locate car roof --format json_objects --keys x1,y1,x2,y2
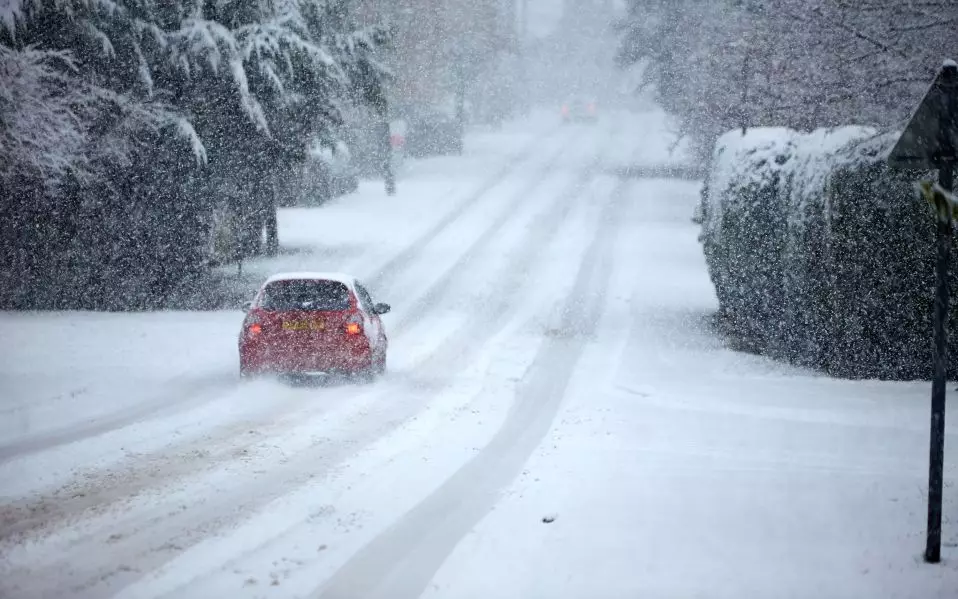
[{"x1": 262, "y1": 272, "x2": 358, "y2": 290}]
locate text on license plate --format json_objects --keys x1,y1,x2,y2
[{"x1": 282, "y1": 320, "x2": 324, "y2": 331}]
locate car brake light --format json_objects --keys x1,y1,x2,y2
[
  {"x1": 244, "y1": 310, "x2": 265, "y2": 337},
  {"x1": 345, "y1": 314, "x2": 363, "y2": 335}
]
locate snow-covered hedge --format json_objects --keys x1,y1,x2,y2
[{"x1": 701, "y1": 126, "x2": 958, "y2": 379}]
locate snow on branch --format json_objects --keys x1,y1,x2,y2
[
  {"x1": 0, "y1": 44, "x2": 92, "y2": 190},
  {"x1": 618, "y1": 0, "x2": 958, "y2": 151}
]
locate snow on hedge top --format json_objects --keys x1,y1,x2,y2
[
  {"x1": 784, "y1": 126, "x2": 878, "y2": 216},
  {"x1": 704, "y1": 126, "x2": 879, "y2": 239},
  {"x1": 708, "y1": 127, "x2": 795, "y2": 205},
  {"x1": 263, "y1": 272, "x2": 357, "y2": 289},
  {"x1": 709, "y1": 126, "x2": 877, "y2": 203},
  {"x1": 830, "y1": 130, "x2": 903, "y2": 171},
  {"x1": 705, "y1": 127, "x2": 796, "y2": 238}
]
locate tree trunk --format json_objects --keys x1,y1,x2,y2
[{"x1": 265, "y1": 181, "x2": 279, "y2": 256}]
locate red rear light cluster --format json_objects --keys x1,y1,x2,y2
[
  {"x1": 244, "y1": 310, "x2": 265, "y2": 337},
  {"x1": 345, "y1": 313, "x2": 363, "y2": 335}
]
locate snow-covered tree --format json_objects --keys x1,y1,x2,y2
[
  {"x1": 618, "y1": 0, "x2": 958, "y2": 157},
  {"x1": 0, "y1": 0, "x2": 388, "y2": 309}
]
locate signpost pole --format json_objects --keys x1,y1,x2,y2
[
  {"x1": 888, "y1": 59, "x2": 958, "y2": 564},
  {"x1": 926, "y1": 163, "x2": 952, "y2": 564}
]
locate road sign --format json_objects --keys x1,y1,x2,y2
[
  {"x1": 889, "y1": 60, "x2": 958, "y2": 169},
  {"x1": 888, "y1": 59, "x2": 958, "y2": 564}
]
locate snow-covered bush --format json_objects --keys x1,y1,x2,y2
[
  {"x1": 776, "y1": 126, "x2": 877, "y2": 370},
  {"x1": 701, "y1": 128, "x2": 796, "y2": 352},
  {"x1": 821, "y1": 137, "x2": 958, "y2": 379},
  {"x1": 702, "y1": 126, "x2": 958, "y2": 380}
]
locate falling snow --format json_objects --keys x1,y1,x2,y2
[{"x1": 2, "y1": 1, "x2": 957, "y2": 598}]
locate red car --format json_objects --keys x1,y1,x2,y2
[
  {"x1": 561, "y1": 96, "x2": 598, "y2": 123},
  {"x1": 239, "y1": 272, "x2": 390, "y2": 380}
]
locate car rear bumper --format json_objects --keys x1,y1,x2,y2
[{"x1": 240, "y1": 343, "x2": 373, "y2": 375}]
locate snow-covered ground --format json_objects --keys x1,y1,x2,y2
[{"x1": 0, "y1": 109, "x2": 956, "y2": 599}]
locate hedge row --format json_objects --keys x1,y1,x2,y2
[{"x1": 700, "y1": 127, "x2": 958, "y2": 380}]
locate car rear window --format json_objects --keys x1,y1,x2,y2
[{"x1": 260, "y1": 280, "x2": 351, "y2": 311}]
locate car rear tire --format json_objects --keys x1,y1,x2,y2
[
  {"x1": 355, "y1": 352, "x2": 386, "y2": 384},
  {"x1": 240, "y1": 363, "x2": 262, "y2": 380},
  {"x1": 375, "y1": 352, "x2": 387, "y2": 376},
  {"x1": 354, "y1": 369, "x2": 377, "y2": 385}
]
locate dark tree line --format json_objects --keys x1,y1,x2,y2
[{"x1": 0, "y1": 0, "x2": 388, "y2": 309}]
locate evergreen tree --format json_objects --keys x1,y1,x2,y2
[{"x1": 0, "y1": 0, "x2": 388, "y2": 309}]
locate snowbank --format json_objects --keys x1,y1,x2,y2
[{"x1": 701, "y1": 125, "x2": 958, "y2": 379}]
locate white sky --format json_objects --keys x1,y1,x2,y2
[
  {"x1": 526, "y1": 0, "x2": 627, "y2": 38},
  {"x1": 526, "y1": 0, "x2": 563, "y2": 38}
]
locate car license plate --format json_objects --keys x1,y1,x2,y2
[{"x1": 282, "y1": 319, "x2": 324, "y2": 331}]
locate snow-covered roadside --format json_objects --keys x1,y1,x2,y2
[
  {"x1": 0, "y1": 311, "x2": 240, "y2": 447},
  {"x1": 422, "y1": 179, "x2": 958, "y2": 599}
]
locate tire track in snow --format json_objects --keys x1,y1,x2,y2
[
  {"x1": 396, "y1": 155, "x2": 604, "y2": 377},
  {"x1": 367, "y1": 126, "x2": 567, "y2": 292},
  {"x1": 0, "y1": 133, "x2": 611, "y2": 599},
  {"x1": 390, "y1": 148, "x2": 598, "y2": 335},
  {"x1": 312, "y1": 178, "x2": 630, "y2": 599},
  {"x1": 0, "y1": 373, "x2": 238, "y2": 463}
]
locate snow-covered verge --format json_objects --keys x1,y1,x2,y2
[{"x1": 700, "y1": 126, "x2": 955, "y2": 379}]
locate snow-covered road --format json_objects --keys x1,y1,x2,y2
[{"x1": 1, "y1": 109, "x2": 956, "y2": 598}]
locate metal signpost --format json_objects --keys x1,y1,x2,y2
[{"x1": 888, "y1": 59, "x2": 958, "y2": 564}]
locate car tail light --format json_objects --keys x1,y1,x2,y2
[
  {"x1": 561, "y1": 104, "x2": 569, "y2": 115},
  {"x1": 244, "y1": 310, "x2": 265, "y2": 337},
  {"x1": 588, "y1": 102, "x2": 596, "y2": 113},
  {"x1": 345, "y1": 314, "x2": 363, "y2": 335}
]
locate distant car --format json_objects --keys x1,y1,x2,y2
[
  {"x1": 561, "y1": 97, "x2": 598, "y2": 123},
  {"x1": 239, "y1": 272, "x2": 390, "y2": 381}
]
